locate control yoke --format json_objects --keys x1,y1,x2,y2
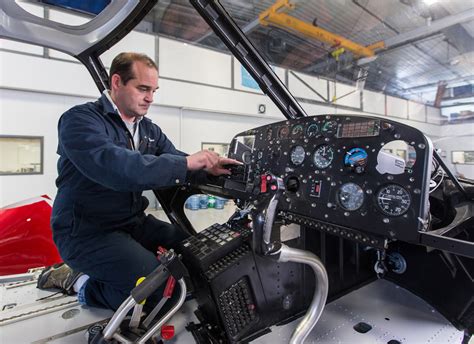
[{"x1": 251, "y1": 172, "x2": 329, "y2": 344}]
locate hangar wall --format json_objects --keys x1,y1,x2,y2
[
  {"x1": 0, "y1": 4, "x2": 469, "y2": 206},
  {"x1": 434, "y1": 126, "x2": 474, "y2": 178}
]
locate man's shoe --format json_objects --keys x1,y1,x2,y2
[{"x1": 37, "y1": 263, "x2": 83, "y2": 295}]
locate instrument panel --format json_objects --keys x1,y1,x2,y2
[{"x1": 225, "y1": 115, "x2": 433, "y2": 246}]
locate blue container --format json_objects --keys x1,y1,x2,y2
[
  {"x1": 187, "y1": 195, "x2": 200, "y2": 210},
  {"x1": 199, "y1": 194, "x2": 208, "y2": 209},
  {"x1": 215, "y1": 197, "x2": 226, "y2": 209}
]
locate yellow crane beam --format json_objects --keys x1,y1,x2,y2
[{"x1": 259, "y1": 0, "x2": 383, "y2": 58}]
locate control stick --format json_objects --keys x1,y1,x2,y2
[{"x1": 251, "y1": 172, "x2": 329, "y2": 344}]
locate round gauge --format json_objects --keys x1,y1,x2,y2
[
  {"x1": 306, "y1": 123, "x2": 320, "y2": 138},
  {"x1": 345, "y1": 148, "x2": 368, "y2": 167},
  {"x1": 290, "y1": 145, "x2": 305, "y2": 166},
  {"x1": 313, "y1": 144, "x2": 334, "y2": 169},
  {"x1": 291, "y1": 124, "x2": 304, "y2": 138},
  {"x1": 266, "y1": 128, "x2": 273, "y2": 140},
  {"x1": 337, "y1": 183, "x2": 364, "y2": 211},
  {"x1": 321, "y1": 120, "x2": 338, "y2": 137},
  {"x1": 278, "y1": 126, "x2": 290, "y2": 139},
  {"x1": 377, "y1": 184, "x2": 411, "y2": 216},
  {"x1": 242, "y1": 151, "x2": 252, "y2": 164}
]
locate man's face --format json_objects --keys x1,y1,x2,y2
[{"x1": 112, "y1": 61, "x2": 159, "y2": 119}]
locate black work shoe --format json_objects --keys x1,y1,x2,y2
[{"x1": 37, "y1": 263, "x2": 83, "y2": 295}]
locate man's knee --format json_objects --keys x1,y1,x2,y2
[
  {"x1": 135, "y1": 215, "x2": 189, "y2": 251},
  {"x1": 81, "y1": 258, "x2": 163, "y2": 310}
]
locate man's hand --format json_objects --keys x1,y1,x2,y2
[{"x1": 186, "y1": 150, "x2": 242, "y2": 176}]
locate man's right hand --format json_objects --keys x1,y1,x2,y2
[
  {"x1": 186, "y1": 150, "x2": 220, "y2": 171},
  {"x1": 186, "y1": 150, "x2": 242, "y2": 176}
]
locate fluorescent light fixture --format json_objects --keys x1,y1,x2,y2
[
  {"x1": 423, "y1": 0, "x2": 438, "y2": 6},
  {"x1": 357, "y1": 56, "x2": 378, "y2": 66}
]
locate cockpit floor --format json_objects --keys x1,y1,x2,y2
[{"x1": 1, "y1": 274, "x2": 463, "y2": 343}]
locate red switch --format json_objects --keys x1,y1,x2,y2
[
  {"x1": 161, "y1": 325, "x2": 175, "y2": 340},
  {"x1": 260, "y1": 175, "x2": 267, "y2": 193},
  {"x1": 157, "y1": 246, "x2": 167, "y2": 256},
  {"x1": 163, "y1": 276, "x2": 176, "y2": 298}
]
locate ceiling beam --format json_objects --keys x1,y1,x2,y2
[
  {"x1": 382, "y1": 9, "x2": 474, "y2": 49},
  {"x1": 308, "y1": 8, "x2": 474, "y2": 90},
  {"x1": 402, "y1": 75, "x2": 474, "y2": 92},
  {"x1": 194, "y1": 16, "x2": 260, "y2": 44}
]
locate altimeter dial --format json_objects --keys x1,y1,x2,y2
[
  {"x1": 313, "y1": 144, "x2": 334, "y2": 169},
  {"x1": 377, "y1": 184, "x2": 411, "y2": 216}
]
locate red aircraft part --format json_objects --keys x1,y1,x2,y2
[{"x1": 0, "y1": 195, "x2": 62, "y2": 275}]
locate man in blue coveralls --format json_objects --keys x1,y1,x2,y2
[{"x1": 37, "y1": 52, "x2": 240, "y2": 311}]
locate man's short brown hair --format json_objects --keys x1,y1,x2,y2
[{"x1": 109, "y1": 52, "x2": 158, "y2": 85}]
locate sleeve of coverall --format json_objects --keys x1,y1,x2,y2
[{"x1": 58, "y1": 108, "x2": 188, "y2": 192}]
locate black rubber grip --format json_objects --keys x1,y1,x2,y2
[
  {"x1": 131, "y1": 264, "x2": 169, "y2": 303},
  {"x1": 165, "y1": 255, "x2": 188, "y2": 280}
]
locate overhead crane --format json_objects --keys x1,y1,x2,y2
[{"x1": 258, "y1": 0, "x2": 383, "y2": 59}]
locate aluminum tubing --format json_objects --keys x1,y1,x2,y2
[
  {"x1": 277, "y1": 244, "x2": 329, "y2": 344},
  {"x1": 102, "y1": 296, "x2": 136, "y2": 340},
  {"x1": 137, "y1": 278, "x2": 187, "y2": 344}
]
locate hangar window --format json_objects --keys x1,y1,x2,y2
[
  {"x1": 0, "y1": 136, "x2": 43, "y2": 175},
  {"x1": 452, "y1": 151, "x2": 474, "y2": 165},
  {"x1": 202, "y1": 142, "x2": 230, "y2": 158}
]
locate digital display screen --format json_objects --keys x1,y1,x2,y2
[{"x1": 337, "y1": 120, "x2": 380, "y2": 138}]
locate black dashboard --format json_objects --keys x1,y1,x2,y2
[{"x1": 223, "y1": 115, "x2": 433, "y2": 248}]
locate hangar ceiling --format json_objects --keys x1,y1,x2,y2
[{"x1": 146, "y1": 0, "x2": 474, "y2": 106}]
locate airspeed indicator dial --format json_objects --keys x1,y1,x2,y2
[{"x1": 377, "y1": 184, "x2": 411, "y2": 216}]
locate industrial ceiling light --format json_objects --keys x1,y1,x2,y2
[
  {"x1": 449, "y1": 52, "x2": 474, "y2": 66},
  {"x1": 450, "y1": 58, "x2": 460, "y2": 66},
  {"x1": 423, "y1": 0, "x2": 438, "y2": 6},
  {"x1": 357, "y1": 56, "x2": 378, "y2": 66}
]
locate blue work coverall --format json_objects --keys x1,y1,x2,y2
[{"x1": 51, "y1": 94, "x2": 203, "y2": 310}]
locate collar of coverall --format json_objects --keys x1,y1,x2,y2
[{"x1": 102, "y1": 90, "x2": 143, "y2": 126}]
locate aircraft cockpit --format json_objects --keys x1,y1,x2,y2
[{"x1": 1, "y1": 1, "x2": 473, "y2": 343}]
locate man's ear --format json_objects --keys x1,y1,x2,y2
[{"x1": 110, "y1": 74, "x2": 122, "y2": 90}]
